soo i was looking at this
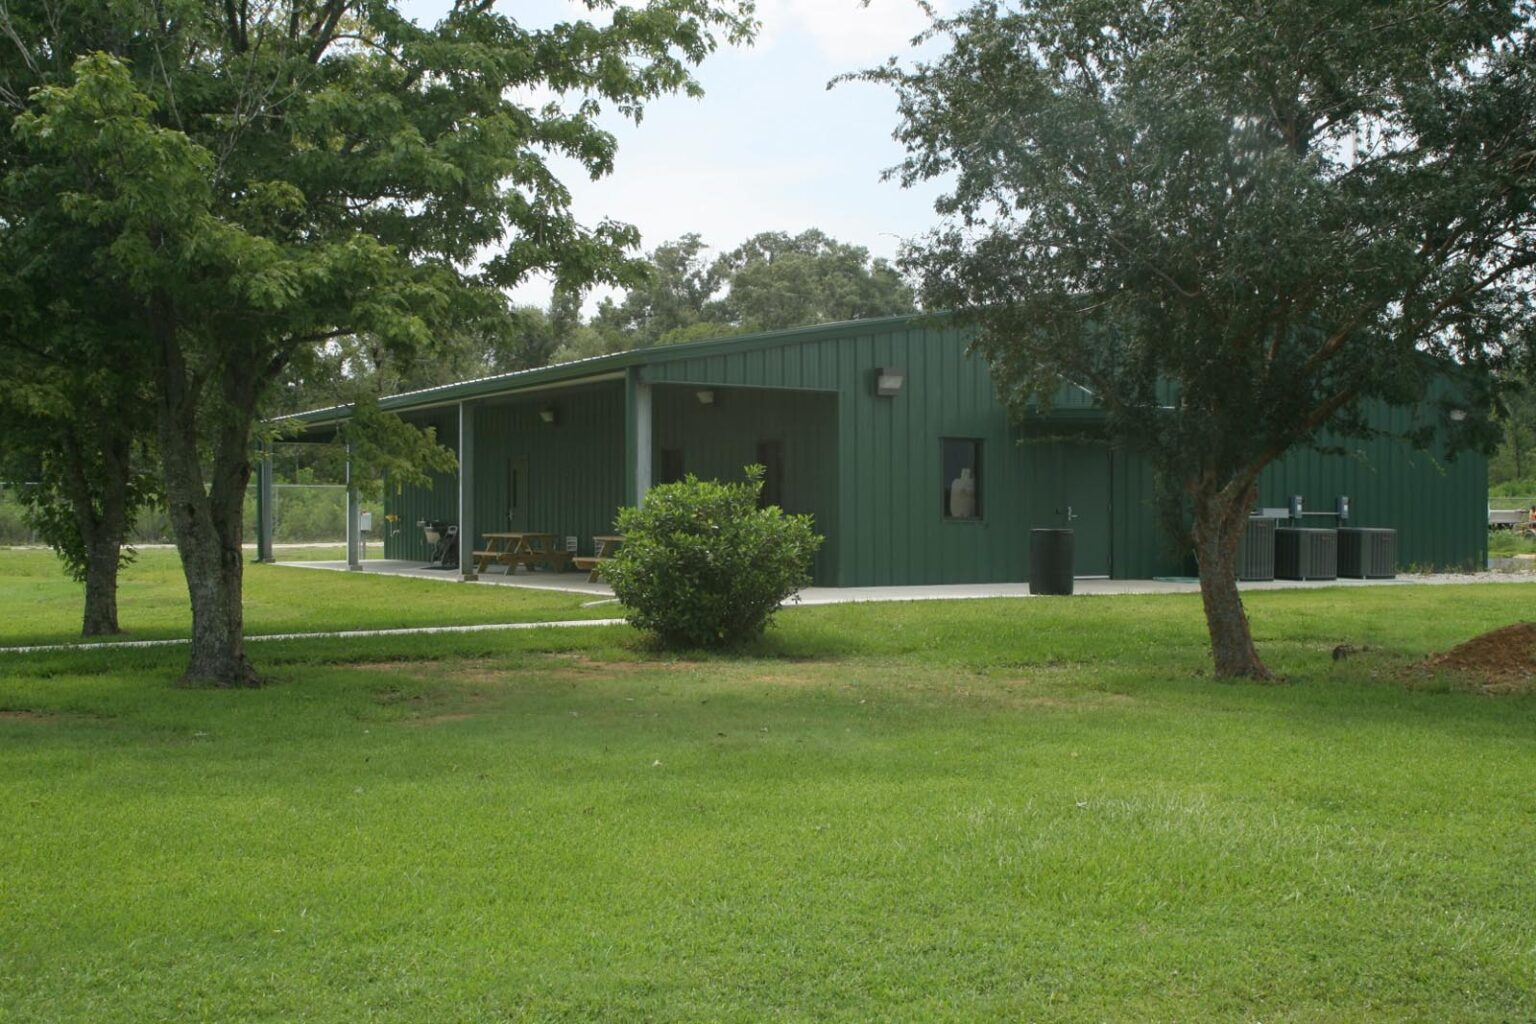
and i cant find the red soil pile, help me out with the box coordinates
[1418,622,1536,694]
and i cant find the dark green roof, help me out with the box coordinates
[277,312,942,428]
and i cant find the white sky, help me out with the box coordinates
[399,0,951,310]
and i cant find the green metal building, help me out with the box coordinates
[275,314,1487,584]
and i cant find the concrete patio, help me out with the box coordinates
[273,558,1536,605]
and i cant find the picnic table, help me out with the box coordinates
[572,534,625,582]
[473,531,572,575]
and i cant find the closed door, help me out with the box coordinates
[505,456,529,531]
[1056,443,1112,576]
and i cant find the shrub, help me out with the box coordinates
[604,467,823,649]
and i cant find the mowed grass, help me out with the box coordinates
[0,547,609,648]
[2,556,1535,1020]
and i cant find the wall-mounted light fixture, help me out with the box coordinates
[1448,407,1468,422]
[874,367,905,397]
[695,389,716,406]
[539,405,558,425]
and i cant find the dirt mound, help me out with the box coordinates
[1418,622,1536,693]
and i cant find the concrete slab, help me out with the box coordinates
[273,558,1535,606]
[275,559,613,597]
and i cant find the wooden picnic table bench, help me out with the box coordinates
[474,531,572,575]
[572,534,625,582]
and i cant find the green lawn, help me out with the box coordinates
[2,552,1534,1021]
[0,547,610,648]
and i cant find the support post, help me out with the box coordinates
[458,400,477,579]
[346,444,362,571]
[256,445,275,564]
[626,370,653,507]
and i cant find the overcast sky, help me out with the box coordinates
[400,0,952,310]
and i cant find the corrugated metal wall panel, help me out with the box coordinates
[651,384,838,582]
[382,410,459,562]
[1259,401,1486,571]
[387,324,1486,583]
[468,383,627,560]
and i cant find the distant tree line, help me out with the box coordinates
[272,228,917,415]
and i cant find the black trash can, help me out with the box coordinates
[1030,528,1075,595]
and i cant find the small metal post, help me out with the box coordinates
[346,444,362,571]
[256,445,275,564]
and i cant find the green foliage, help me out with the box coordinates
[1490,479,1536,499]
[0,487,36,545]
[564,228,917,358]
[861,0,1536,675]
[711,229,916,332]
[1490,368,1536,486]
[585,232,724,349]
[0,0,756,678]
[604,467,823,648]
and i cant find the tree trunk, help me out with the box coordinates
[60,428,133,638]
[152,300,260,687]
[170,512,255,686]
[1191,480,1273,680]
[80,533,123,637]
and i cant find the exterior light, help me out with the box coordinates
[1448,408,1467,422]
[695,389,716,405]
[539,406,557,425]
[874,367,905,397]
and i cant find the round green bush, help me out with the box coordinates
[603,467,823,649]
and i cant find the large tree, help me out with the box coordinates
[866,0,1535,678]
[0,355,158,637]
[2,0,754,685]
[0,128,158,637]
[710,228,915,332]
[569,227,917,357]
[588,232,724,347]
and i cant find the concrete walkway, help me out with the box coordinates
[277,557,1536,604]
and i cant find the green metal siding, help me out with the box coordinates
[372,317,1486,584]
[1099,414,1489,578]
[382,410,459,562]
[641,322,1487,582]
[468,383,627,559]
[650,384,839,582]
[1108,449,1185,579]
[647,323,1045,585]
[1260,404,1487,571]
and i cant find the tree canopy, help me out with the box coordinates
[551,227,916,359]
[0,0,755,684]
[865,0,1536,677]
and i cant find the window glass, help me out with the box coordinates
[942,438,981,519]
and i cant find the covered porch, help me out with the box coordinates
[264,365,840,583]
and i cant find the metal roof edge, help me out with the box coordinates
[274,311,951,426]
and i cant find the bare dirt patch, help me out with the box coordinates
[1414,622,1536,694]
[0,709,53,721]
[349,660,430,674]
[537,653,683,678]
[404,712,477,727]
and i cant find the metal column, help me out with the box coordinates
[626,370,653,506]
[346,444,362,571]
[256,446,275,563]
[458,400,476,579]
